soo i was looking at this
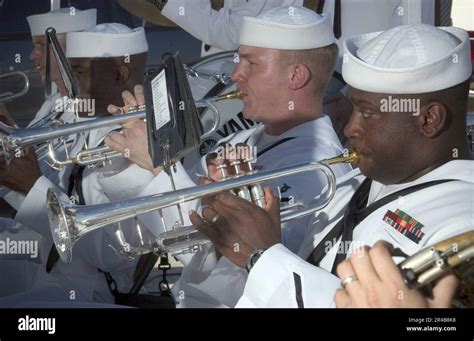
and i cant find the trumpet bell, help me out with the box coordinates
[47,188,74,263]
[0,122,20,164]
[0,66,39,103]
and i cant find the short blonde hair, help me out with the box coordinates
[279,43,339,96]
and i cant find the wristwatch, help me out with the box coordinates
[246,249,266,273]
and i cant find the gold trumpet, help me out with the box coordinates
[0,66,40,103]
[400,230,473,306]
[47,151,360,263]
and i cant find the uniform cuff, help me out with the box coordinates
[97,162,155,201]
[239,243,340,308]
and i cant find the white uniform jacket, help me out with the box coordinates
[162,0,303,55]
[236,160,474,307]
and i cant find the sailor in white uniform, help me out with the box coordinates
[0,24,152,306]
[191,23,474,308]
[1,7,97,207]
[0,8,97,297]
[105,6,351,307]
[161,0,438,164]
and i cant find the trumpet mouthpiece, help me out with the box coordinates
[324,150,361,165]
[216,90,242,101]
[24,65,41,74]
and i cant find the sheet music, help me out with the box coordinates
[151,69,171,130]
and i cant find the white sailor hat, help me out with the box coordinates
[239,6,335,50]
[27,8,97,37]
[66,23,149,58]
[342,24,472,94]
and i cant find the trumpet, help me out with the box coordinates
[0,90,241,168]
[400,231,473,306]
[72,90,241,168]
[0,66,40,103]
[47,151,360,263]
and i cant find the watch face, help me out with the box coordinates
[246,249,266,272]
[248,249,265,271]
[250,252,261,267]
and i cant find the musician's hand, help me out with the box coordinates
[107,84,145,123]
[334,241,459,308]
[106,85,161,173]
[0,148,41,194]
[105,120,158,173]
[206,143,252,182]
[189,187,281,268]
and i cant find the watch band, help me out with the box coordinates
[246,249,266,273]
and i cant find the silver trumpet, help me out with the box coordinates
[0,90,240,167]
[0,106,143,166]
[0,108,65,162]
[0,66,40,103]
[47,151,361,263]
[71,90,240,168]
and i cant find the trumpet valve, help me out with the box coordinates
[230,160,253,201]
[216,163,231,181]
[230,160,242,174]
[242,157,266,208]
[250,184,266,209]
[127,104,147,114]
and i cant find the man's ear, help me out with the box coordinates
[115,65,130,85]
[417,102,448,138]
[288,63,311,90]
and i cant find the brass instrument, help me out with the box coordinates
[400,230,473,305]
[0,66,40,103]
[0,107,142,166]
[72,90,240,168]
[0,90,241,168]
[0,101,69,163]
[47,151,360,263]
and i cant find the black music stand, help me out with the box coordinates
[144,52,203,175]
